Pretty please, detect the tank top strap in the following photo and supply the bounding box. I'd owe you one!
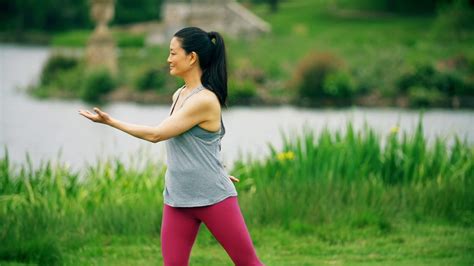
[218,115,226,151]
[220,115,226,136]
[169,85,185,116]
[179,84,205,108]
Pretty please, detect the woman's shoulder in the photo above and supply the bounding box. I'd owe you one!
[199,87,221,108]
[185,87,221,114]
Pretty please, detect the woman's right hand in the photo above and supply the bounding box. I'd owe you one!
[78,107,112,125]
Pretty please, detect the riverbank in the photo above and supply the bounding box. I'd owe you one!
[15,0,472,108]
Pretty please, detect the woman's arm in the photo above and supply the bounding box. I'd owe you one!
[78,93,215,143]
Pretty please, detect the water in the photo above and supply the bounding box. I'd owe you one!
[1,45,473,173]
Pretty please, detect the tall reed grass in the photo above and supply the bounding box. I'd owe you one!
[0,152,166,265]
[1,121,472,264]
[232,121,473,232]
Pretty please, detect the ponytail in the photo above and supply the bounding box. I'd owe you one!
[174,27,228,107]
[203,31,227,108]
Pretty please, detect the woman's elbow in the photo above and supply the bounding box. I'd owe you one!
[151,132,169,143]
[151,135,161,143]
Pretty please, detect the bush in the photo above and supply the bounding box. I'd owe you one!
[40,54,79,86]
[48,66,85,95]
[397,62,471,97]
[408,86,445,107]
[228,79,258,105]
[436,70,467,96]
[437,54,474,96]
[292,51,354,103]
[80,68,116,103]
[323,71,356,98]
[433,0,474,40]
[397,64,437,93]
[135,66,167,92]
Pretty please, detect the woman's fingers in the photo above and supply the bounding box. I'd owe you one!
[92,107,110,123]
[93,107,104,118]
[229,175,240,183]
[78,109,102,123]
[93,107,102,114]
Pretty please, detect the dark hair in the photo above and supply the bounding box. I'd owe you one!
[174,27,228,107]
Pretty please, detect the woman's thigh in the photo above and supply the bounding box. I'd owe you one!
[161,204,201,266]
[194,196,264,266]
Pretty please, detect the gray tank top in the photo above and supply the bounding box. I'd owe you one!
[163,84,238,207]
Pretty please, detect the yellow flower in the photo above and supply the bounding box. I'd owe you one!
[277,151,295,162]
[277,152,286,161]
[390,126,400,134]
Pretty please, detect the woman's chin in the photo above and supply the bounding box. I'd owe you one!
[169,69,178,76]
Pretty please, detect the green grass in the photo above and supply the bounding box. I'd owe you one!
[1,223,472,265]
[227,0,473,96]
[51,29,145,47]
[45,223,474,265]
[1,119,473,265]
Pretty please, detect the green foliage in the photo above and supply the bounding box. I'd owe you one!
[228,79,259,105]
[433,0,474,40]
[115,0,163,24]
[50,30,91,47]
[135,66,167,92]
[113,31,145,47]
[80,68,117,103]
[398,64,435,92]
[1,0,163,33]
[40,54,79,86]
[34,54,84,99]
[0,148,165,265]
[334,0,448,14]
[51,30,145,48]
[0,0,90,32]
[407,86,445,107]
[293,51,355,103]
[397,62,472,100]
[232,120,474,228]
[322,71,356,98]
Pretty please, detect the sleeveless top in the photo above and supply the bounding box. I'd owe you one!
[163,84,238,207]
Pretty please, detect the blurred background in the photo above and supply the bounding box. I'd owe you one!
[0,0,473,265]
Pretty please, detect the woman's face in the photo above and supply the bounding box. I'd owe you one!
[167,37,194,77]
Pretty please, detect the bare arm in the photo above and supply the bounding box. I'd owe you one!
[78,92,214,143]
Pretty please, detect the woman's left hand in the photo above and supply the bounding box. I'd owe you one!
[229,175,240,183]
[78,107,112,124]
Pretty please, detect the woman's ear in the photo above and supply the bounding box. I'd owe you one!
[189,51,198,66]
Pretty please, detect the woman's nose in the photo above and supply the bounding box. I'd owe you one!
[167,56,172,64]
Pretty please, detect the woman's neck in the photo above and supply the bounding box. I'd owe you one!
[182,68,203,91]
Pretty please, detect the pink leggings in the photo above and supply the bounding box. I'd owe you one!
[160,196,265,266]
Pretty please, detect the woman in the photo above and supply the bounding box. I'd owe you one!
[79,27,265,266]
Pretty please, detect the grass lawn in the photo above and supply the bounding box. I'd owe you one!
[35,223,474,265]
[2,223,471,265]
